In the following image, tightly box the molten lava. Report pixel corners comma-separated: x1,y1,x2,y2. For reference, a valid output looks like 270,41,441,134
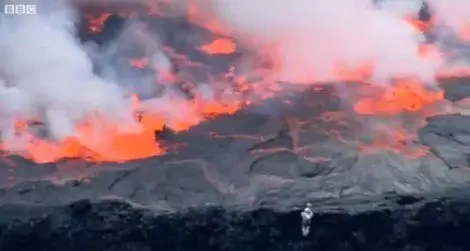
200,38,236,55
404,16,434,33
85,12,112,33
130,58,150,69
4,1,470,164
354,79,444,115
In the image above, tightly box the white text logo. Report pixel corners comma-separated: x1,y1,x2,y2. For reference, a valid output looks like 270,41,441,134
4,5,36,15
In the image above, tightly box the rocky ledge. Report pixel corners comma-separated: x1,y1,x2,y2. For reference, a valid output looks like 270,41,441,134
1,189,470,251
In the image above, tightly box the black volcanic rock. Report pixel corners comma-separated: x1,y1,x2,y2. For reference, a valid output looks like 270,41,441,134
1,191,470,251
439,77,470,101
419,114,470,169
78,14,126,46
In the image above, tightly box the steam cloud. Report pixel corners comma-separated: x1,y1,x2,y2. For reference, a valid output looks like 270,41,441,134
207,0,445,84
0,0,214,157
0,0,137,151
430,0,470,34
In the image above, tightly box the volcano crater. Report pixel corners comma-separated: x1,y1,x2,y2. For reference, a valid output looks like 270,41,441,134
2,6,470,250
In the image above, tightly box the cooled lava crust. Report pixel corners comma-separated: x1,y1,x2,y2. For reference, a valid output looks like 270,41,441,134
2,6,470,251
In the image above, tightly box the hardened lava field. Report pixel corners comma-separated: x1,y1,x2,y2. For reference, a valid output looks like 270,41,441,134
1,0,470,211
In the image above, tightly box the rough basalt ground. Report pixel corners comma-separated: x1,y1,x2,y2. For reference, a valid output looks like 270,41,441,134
0,79,469,250
1,11,470,251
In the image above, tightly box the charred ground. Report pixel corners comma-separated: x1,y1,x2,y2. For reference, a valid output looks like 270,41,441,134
1,8,470,251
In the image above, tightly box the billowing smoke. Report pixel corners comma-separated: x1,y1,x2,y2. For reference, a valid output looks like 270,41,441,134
0,0,138,151
0,0,225,159
429,0,470,35
206,0,441,84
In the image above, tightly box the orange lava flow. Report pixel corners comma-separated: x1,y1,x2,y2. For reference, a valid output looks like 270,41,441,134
10,4,470,164
0,91,248,163
85,12,112,33
404,16,434,33
199,38,236,55
130,58,150,69
353,79,444,115
22,118,164,164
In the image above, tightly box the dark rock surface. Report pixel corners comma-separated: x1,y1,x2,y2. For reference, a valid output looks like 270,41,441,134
1,190,470,251
1,84,465,210
439,77,470,101
0,83,469,250
419,114,470,169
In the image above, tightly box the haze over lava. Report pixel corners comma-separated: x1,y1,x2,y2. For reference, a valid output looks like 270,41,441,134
0,0,470,164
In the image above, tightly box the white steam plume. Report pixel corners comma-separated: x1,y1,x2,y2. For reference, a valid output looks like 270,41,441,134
206,0,441,84
428,0,470,35
0,1,136,150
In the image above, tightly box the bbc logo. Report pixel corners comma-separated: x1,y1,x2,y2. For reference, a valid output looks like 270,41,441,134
4,4,36,15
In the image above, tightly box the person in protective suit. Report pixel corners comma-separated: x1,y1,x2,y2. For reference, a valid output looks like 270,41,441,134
300,203,313,237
